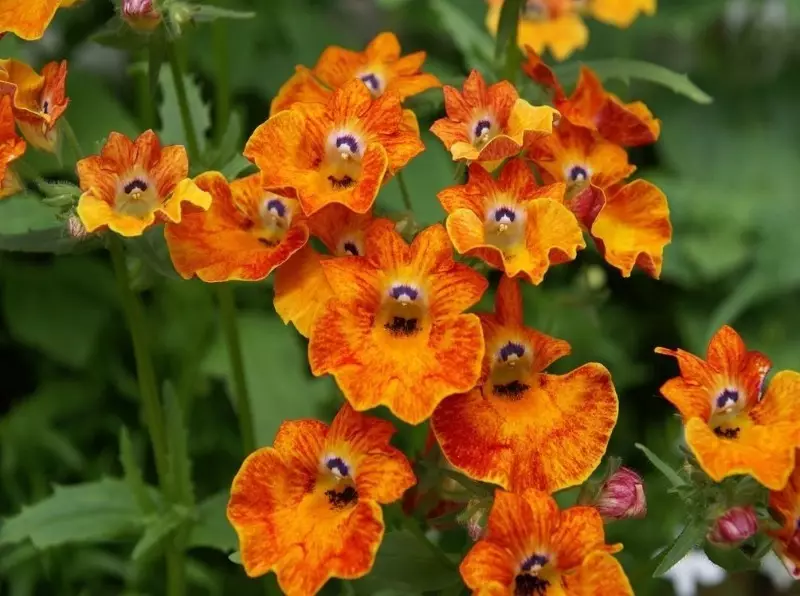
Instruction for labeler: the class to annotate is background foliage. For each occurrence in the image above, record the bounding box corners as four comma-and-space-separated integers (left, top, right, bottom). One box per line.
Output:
1, 0, 799, 594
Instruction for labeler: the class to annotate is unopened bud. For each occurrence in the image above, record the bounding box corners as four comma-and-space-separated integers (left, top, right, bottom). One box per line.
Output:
67, 215, 87, 239
595, 466, 646, 521
707, 506, 758, 547
122, 0, 162, 32
457, 499, 489, 542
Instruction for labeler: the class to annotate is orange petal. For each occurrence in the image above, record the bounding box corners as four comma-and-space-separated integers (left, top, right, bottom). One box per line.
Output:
591, 180, 671, 278
365, 31, 401, 61
0, 59, 45, 117
363, 94, 425, 172
100, 130, 135, 170
505, 99, 558, 149
274, 246, 333, 338
656, 377, 712, 422
319, 256, 382, 306
314, 45, 366, 89
438, 166, 491, 216
562, 551, 634, 595
270, 65, 331, 115
365, 218, 412, 270
550, 506, 607, 571
429, 261, 488, 319
489, 489, 559, 557
272, 418, 328, 472
590, 0, 656, 28
597, 96, 661, 147
151, 144, 189, 199
494, 275, 523, 326
158, 177, 212, 223
518, 14, 589, 62
459, 540, 516, 595
430, 115, 471, 157
751, 371, 800, 432
0, 0, 61, 41
326, 404, 416, 504
330, 78, 374, 122
685, 417, 797, 490
521, 47, 564, 99
310, 304, 484, 424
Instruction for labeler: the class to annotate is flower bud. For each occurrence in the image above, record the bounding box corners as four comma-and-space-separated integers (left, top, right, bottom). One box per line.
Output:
707, 506, 759, 547
67, 215, 87, 240
457, 499, 489, 541
122, 0, 161, 32
595, 466, 647, 521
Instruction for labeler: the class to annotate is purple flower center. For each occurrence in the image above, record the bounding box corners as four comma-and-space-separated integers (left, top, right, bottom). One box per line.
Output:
390, 284, 419, 301
499, 342, 526, 361
715, 388, 739, 410
474, 119, 492, 139
494, 207, 517, 223
360, 73, 381, 92
521, 554, 548, 572
266, 198, 286, 218
123, 178, 149, 194
336, 134, 359, 154
325, 456, 350, 477
343, 241, 360, 256
568, 165, 589, 182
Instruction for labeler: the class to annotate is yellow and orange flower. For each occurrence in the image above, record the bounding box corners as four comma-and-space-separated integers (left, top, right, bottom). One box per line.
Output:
437, 158, 584, 284
486, 0, 656, 61
656, 325, 800, 490
227, 403, 416, 595
76, 130, 211, 237
430, 70, 557, 169
523, 48, 660, 146
245, 79, 424, 217
529, 119, 671, 277
165, 172, 309, 282
308, 220, 487, 425
461, 489, 632, 595
0, 59, 69, 153
769, 460, 800, 578
274, 204, 373, 337
433, 275, 618, 493
271, 32, 441, 114
0, 0, 79, 41
0, 95, 26, 199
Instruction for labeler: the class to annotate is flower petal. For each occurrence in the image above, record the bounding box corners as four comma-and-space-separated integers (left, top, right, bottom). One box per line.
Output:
270, 65, 331, 115
272, 418, 328, 472
489, 489, 559, 558
0, 0, 61, 40
151, 144, 189, 199
76, 154, 116, 205
76, 191, 154, 237
365, 218, 412, 270
590, 180, 671, 278
562, 551, 634, 595
751, 371, 800, 432
550, 506, 606, 571
274, 246, 333, 338
460, 540, 516, 595
590, 0, 656, 28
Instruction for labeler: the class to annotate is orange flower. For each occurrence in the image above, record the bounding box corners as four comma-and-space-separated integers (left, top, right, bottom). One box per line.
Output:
430, 70, 557, 170
271, 32, 441, 114
433, 275, 618, 493
485, 0, 655, 61
523, 48, 660, 146
460, 489, 632, 595
0, 95, 26, 199
437, 158, 584, 284
0, 0, 78, 41
656, 325, 800, 490
245, 79, 424, 217
76, 130, 211, 237
227, 403, 416, 595
274, 204, 372, 337
529, 120, 671, 277
769, 460, 800, 578
0, 59, 69, 153
164, 172, 308, 282
308, 220, 487, 425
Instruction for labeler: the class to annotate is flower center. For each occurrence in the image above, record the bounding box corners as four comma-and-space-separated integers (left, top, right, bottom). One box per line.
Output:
566, 164, 591, 185
471, 115, 499, 148
320, 454, 358, 510
485, 203, 526, 252
337, 234, 364, 257
254, 195, 293, 246
708, 386, 748, 440
378, 282, 427, 337
486, 339, 534, 399
514, 554, 552, 596
358, 71, 385, 96
322, 130, 364, 191
115, 169, 159, 218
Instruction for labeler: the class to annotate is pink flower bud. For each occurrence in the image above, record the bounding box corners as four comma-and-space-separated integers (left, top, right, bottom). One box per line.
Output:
458, 499, 489, 542
122, 0, 161, 31
595, 466, 647, 521
707, 506, 759, 547
67, 215, 87, 239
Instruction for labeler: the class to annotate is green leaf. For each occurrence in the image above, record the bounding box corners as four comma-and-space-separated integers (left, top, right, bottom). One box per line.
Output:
124, 226, 181, 280
635, 443, 686, 488
201, 311, 337, 445
188, 491, 237, 553
0, 479, 149, 549
0, 193, 81, 253
220, 154, 255, 181
131, 508, 184, 562
188, 5, 256, 22
163, 383, 195, 507
494, 0, 523, 81
352, 530, 461, 593
158, 65, 211, 156
119, 428, 156, 514
430, 0, 494, 72
653, 521, 709, 577
555, 59, 712, 104
703, 544, 761, 572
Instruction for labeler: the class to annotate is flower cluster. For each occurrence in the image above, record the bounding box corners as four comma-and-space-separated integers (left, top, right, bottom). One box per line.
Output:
485, 0, 657, 61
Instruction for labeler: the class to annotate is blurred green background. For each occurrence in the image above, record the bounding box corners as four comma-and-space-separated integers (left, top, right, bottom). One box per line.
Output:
2, 0, 800, 594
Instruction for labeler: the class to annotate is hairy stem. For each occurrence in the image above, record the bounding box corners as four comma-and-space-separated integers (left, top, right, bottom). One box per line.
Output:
167, 43, 200, 161
396, 170, 413, 211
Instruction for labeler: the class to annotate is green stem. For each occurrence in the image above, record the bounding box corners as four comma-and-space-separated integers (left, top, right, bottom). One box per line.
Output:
138, 47, 156, 129
396, 170, 413, 211
167, 43, 200, 161
166, 550, 185, 596
216, 284, 256, 455
402, 516, 457, 571
212, 21, 231, 143
108, 235, 170, 483
60, 118, 84, 161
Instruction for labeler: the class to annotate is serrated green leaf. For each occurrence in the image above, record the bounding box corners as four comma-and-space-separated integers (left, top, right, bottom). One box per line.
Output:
124, 226, 181, 279
0, 479, 149, 549
131, 508, 184, 562
163, 383, 195, 507
653, 522, 709, 577
158, 65, 211, 156
430, 0, 494, 72
188, 491, 237, 553
119, 428, 156, 514
204, 111, 243, 170
635, 443, 686, 488
35, 180, 82, 199
555, 59, 712, 104
351, 530, 461, 593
